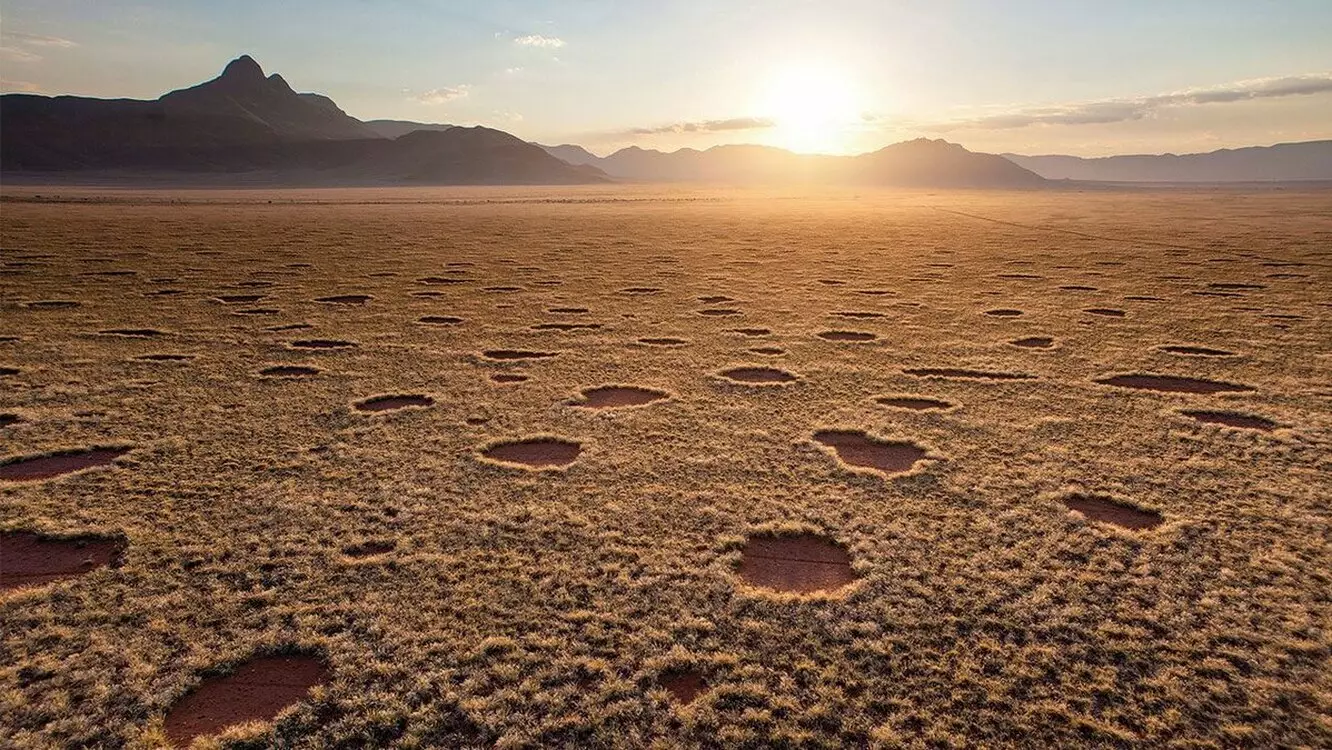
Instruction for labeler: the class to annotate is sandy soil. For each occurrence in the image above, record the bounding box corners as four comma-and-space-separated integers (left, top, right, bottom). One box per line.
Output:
1, 186, 1330, 748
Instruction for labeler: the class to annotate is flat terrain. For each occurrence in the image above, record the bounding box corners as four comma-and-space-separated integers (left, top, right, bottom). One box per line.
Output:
1, 186, 1330, 748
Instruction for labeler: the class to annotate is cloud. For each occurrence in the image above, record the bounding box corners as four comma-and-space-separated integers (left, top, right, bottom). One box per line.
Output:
622, 117, 777, 136
0, 78, 41, 93
514, 34, 565, 48
0, 46, 41, 63
2, 31, 76, 47
412, 85, 470, 105
929, 73, 1332, 132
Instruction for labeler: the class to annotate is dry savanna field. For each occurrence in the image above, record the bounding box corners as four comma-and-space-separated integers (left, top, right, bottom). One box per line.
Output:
1, 187, 1330, 748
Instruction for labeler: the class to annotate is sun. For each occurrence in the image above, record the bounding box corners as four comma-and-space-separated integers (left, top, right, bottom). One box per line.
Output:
759, 64, 863, 154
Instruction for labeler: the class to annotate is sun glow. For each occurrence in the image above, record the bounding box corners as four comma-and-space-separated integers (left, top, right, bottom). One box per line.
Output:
760, 64, 864, 154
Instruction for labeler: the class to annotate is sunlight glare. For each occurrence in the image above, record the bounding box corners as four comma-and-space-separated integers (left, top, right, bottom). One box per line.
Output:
760, 64, 863, 154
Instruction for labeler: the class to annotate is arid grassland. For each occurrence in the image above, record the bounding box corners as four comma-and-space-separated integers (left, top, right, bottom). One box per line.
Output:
1, 187, 1330, 748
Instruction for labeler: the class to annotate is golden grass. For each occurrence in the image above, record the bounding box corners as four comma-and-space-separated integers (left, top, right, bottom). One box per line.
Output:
1, 186, 1330, 748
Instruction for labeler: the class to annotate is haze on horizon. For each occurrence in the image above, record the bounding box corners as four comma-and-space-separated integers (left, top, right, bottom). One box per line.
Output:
2, 0, 1331, 157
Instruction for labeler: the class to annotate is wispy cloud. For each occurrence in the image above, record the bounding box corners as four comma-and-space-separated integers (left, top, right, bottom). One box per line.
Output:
0, 46, 41, 63
622, 117, 777, 136
929, 73, 1332, 131
2, 31, 77, 48
412, 85, 470, 105
0, 78, 41, 93
514, 34, 565, 48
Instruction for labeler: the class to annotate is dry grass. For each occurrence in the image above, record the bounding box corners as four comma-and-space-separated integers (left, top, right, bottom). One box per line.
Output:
1, 185, 1330, 748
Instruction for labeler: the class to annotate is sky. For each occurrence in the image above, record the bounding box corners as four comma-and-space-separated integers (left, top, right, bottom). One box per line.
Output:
2, 0, 1331, 156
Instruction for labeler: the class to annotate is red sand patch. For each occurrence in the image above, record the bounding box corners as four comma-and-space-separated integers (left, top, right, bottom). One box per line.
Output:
532, 323, 603, 331
726, 328, 770, 336
1159, 345, 1236, 357
876, 396, 952, 411
315, 295, 371, 304
163, 654, 329, 747
482, 350, 558, 361
290, 339, 356, 349
1010, 337, 1055, 349
984, 309, 1024, 317
1064, 495, 1163, 530
100, 329, 164, 337
1094, 374, 1254, 394
0, 447, 131, 482
1060, 285, 1098, 291
0, 531, 125, 590
813, 430, 928, 475
573, 386, 668, 408
1181, 410, 1276, 431
904, 368, 1035, 381
719, 367, 798, 384
659, 669, 707, 705
738, 533, 856, 594
419, 316, 463, 325
698, 295, 734, 303
481, 438, 581, 468
638, 337, 688, 346
355, 395, 434, 412
344, 540, 396, 557
260, 366, 319, 377
1084, 308, 1126, 317
417, 277, 466, 285
817, 330, 876, 342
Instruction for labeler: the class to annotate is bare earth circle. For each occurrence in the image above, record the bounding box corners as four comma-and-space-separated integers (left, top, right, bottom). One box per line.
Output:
1063, 495, 1163, 530
813, 430, 928, 475
419, 316, 463, 325
482, 350, 558, 361
638, 337, 687, 346
0, 447, 131, 482
315, 294, 371, 304
1181, 410, 1276, 431
573, 385, 668, 408
816, 331, 877, 342
1094, 374, 1254, 394
738, 533, 856, 594
719, 367, 798, 384
163, 654, 329, 748
491, 373, 530, 383
659, 669, 707, 705
876, 396, 952, 411
984, 309, 1024, 317
260, 365, 319, 377
1010, 337, 1054, 349
290, 339, 356, 349
904, 368, 1035, 381
355, 394, 434, 412
1084, 308, 1126, 317
0, 532, 125, 590
1159, 345, 1236, 356
482, 438, 582, 468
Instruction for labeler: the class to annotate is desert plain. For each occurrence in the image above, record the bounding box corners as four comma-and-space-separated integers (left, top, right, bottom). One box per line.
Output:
1, 186, 1330, 748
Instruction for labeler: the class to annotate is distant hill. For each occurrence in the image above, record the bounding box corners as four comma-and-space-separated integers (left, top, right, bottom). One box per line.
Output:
365, 119, 454, 139
538, 138, 1046, 187
1004, 141, 1332, 182
1, 55, 607, 185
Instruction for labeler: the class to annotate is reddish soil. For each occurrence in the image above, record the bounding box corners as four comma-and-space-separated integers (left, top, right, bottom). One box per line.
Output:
984, 309, 1024, 317
638, 338, 688, 346
1084, 308, 1126, 317
904, 368, 1035, 381
1159, 345, 1236, 356
314, 295, 371, 304
163, 654, 329, 747
1094, 374, 1254, 394
482, 350, 557, 361
1063, 495, 1164, 530
355, 395, 434, 412
813, 430, 928, 474
0, 531, 125, 590
419, 316, 464, 325
876, 396, 952, 411
573, 386, 668, 408
260, 366, 319, 377
481, 438, 582, 468
0, 447, 131, 482
659, 669, 707, 705
816, 331, 877, 342
719, 367, 798, 384
491, 373, 530, 383
738, 533, 856, 594
1181, 410, 1277, 431
1010, 337, 1054, 349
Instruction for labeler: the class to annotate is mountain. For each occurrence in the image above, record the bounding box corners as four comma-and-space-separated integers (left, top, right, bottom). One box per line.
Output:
365, 119, 454, 139
1, 55, 608, 185
538, 138, 1046, 187
1004, 141, 1332, 182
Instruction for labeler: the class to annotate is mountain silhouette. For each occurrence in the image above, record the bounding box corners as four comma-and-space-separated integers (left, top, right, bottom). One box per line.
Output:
365, 119, 455, 139
537, 139, 1046, 187
1, 56, 607, 184
1003, 141, 1332, 182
